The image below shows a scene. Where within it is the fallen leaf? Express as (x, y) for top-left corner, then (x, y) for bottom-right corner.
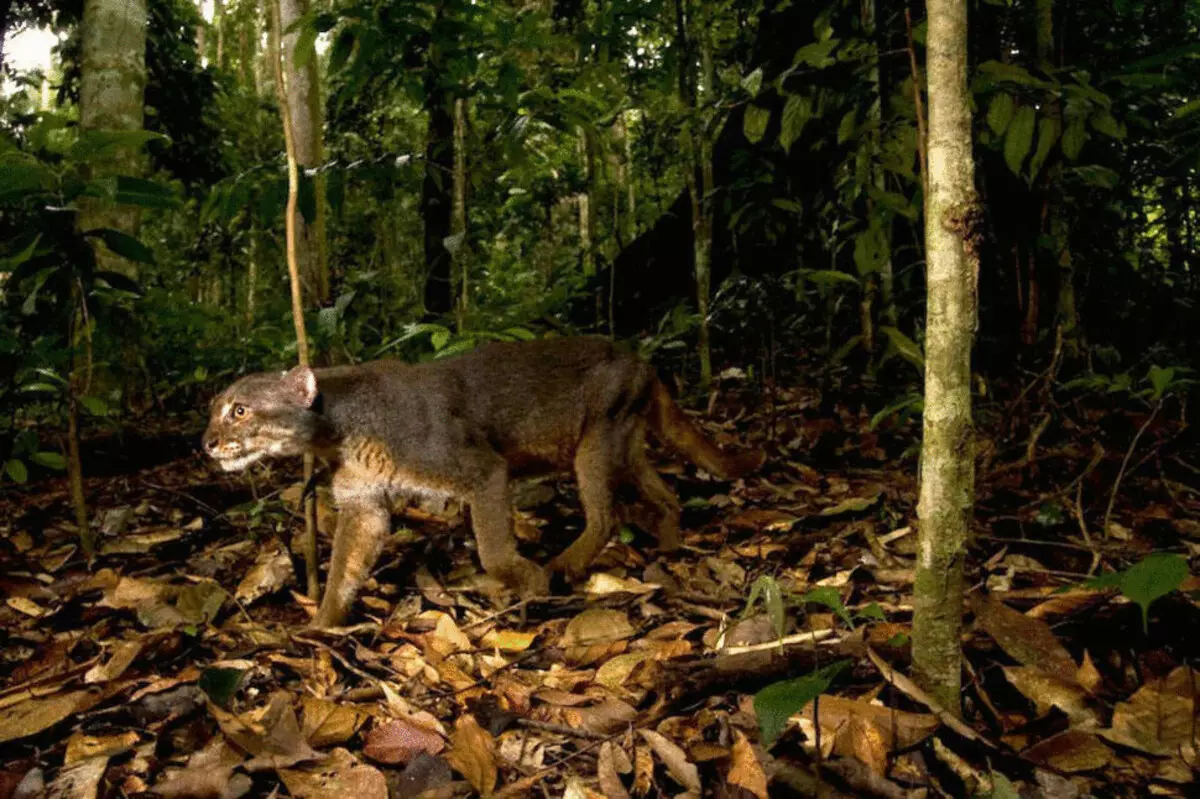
(64, 730), (139, 765)
(582, 573), (659, 596)
(836, 715), (889, 776)
(1099, 669), (1195, 755)
(726, 509), (798, 532)
(1021, 730), (1112, 773)
(151, 736), (251, 799)
(633, 742), (654, 795)
(638, 729), (701, 794)
(390, 753), (454, 798)
(44, 756), (107, 799)
(1076, 651), (1102, 695)
(597, 742), (631, 799)
(6, 597), (48, 618)
(971, 593), (1078, 683)
(209, 692), (320, 771)
(819, 494), (880, 516)
(362, 717), (445, 765)
(564, 698), (637, 735)
(84, 639), (143, 684)
(446, 715), (497, 797)
(101, 528), (184, 555)
(1003, 667), (1098, 727)
(97, 576), (174, 610)
(0, 691), (98, 744)
(595, 652), (650, 693)
(299, 697), (368, 748)
(799, 695), (940, 751)
(563, 776), (606, 799)
(234, 539), (293, 605)
(725, 729), (768, 799)
(479, 629), (538, 653)
(562, 609), (635, 646)
(279, 747), (388, 799)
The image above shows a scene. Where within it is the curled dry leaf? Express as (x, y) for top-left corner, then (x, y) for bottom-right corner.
(209, 692), (320, 772)
(84, 639), (143, 684)
(1002, 666), (1098, 727)
(6, 597), (49, 618)
(1021, 730), (1112, 773)
(562, 609), (635, 647)
(595, 652), (650, 694)
(64, 730), (139, 766)
(234, 539), (293, 605)
(0, 690), (99, 745)
(562, 776), (606, 799)
(362, 716), (446, 765)
(725, 729), (769, 799)
(279, 747), (388, 799)
(1098, 667), (1197, 755)
(971, 593), (1078, 683)
(97, 576), (175, 611)
(638, 729), (701, 795)
(835, 715), (889, 776)
(151, 736), (251, 799)
(479, 629), (538, 653)
(582, 572), (659, 596)
(799, 695), (940, 751)
(445, 715), (497, 798)
(597, 742), (631, 799)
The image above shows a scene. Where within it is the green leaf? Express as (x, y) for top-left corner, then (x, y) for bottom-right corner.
(744, 575), (787, 639)
(879, 326), (924, 370)
(81, 396), (109, 417)
(741, 67), (764, 97)
(743, 104), (771, 145)
(4, 459), (28, 483)
(1090, 111), (1125, 140)
(981, 771), (1021, 799)
(791, 39), (839, 68)
(1175, 98), (1200, 120)
(837, 108), (857, 143)
(198, 666), (246, 710)
(328, 28), (357, 73)
(868, 187), (918, 220)
(1120, 553), (1188, 633)
(291, 20), (320, 70)
(31, 451), (66, 470)
(853, 223), (888, 276)
(71, 130), (168, 161)
(0, 157), (52, 201)
(1027, 116), (1061, 180)
(94, 271), (143, 296)
(976, 60), (1051, 89)
(986, 93), (1015, 135)
(0, 233), (42, 272)
(1061, 117), (1087, 160)
(1004, 105), (1036, 176)
(856, 603), (887, 622)
(869, 393), (923, 430)
(430, 328), (452, 351)
(753, 661), (848, 746)
(801, 269), (860, 288)
(114, 177), (179, 209)
(84, 228), (156, 265)
(778, 95), (811, 153)
(18, 382), (62, 395)
(1071, 164), (1120, 189)
(802, 586), (854, 628)
(1147, 365), (1175, 400)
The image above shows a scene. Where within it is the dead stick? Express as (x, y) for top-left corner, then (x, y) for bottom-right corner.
(1102, 401), (1161, 538)
(905, 8), (928, 188)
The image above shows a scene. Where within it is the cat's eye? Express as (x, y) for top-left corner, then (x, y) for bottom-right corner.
(233, 404), (247, 418)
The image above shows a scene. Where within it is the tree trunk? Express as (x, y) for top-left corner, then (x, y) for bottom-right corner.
(278, 0), (330, 306)
(78, 0), (147, 281)
(271, 0), (320, 601)
(196, 0), (206, 64)
(452, 96), (468, 331)
(214, 0), (225, 68)
(912, 0), (978, 715)
(577, 127), (598, 321)
(863, 0), (896, 354)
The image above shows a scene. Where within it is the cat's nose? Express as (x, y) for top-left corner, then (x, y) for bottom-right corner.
(202, 432), (219, 456)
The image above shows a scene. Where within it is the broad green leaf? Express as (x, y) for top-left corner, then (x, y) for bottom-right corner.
(81, 396), (108, 417)
(986, 93), (1015, 135)
(869, 393), (922, 431)
(976, 60), (1051, 89)
(18, 382), (61, 395)
(70, 130), (168, 161)
(741, 67), (763, 97)
(4, 459), (28, 483)
(433, 337), (479, 359)
(837, 108), (857, 143)
(430, 328), (452, 351)
(802, 586), (853, 628)
(291, 20), (320, 70)
(868, 187), (918, 220)
(1028, 117), (1061, 180)
(791, 39), (839, 68)
(0, 158), (52, 201)
(1004, 105), (1036, 176)
(1120, 553), (1188, 633)
(1071, 164), (1120, 189)
(1090, 111), (1125, 140)
(880, 325), (924, 370)
(0, 233), (42, 272)
(778, 95), (811, 153)
(753, 661), (848, 746)
(743, 104), (771, 145)
(31, 451), (66, 470)
(853, 223), (888, 276)
(772, 198), (803, 214)
(1175, 98), (1200, 120)
(84, 228), (156, 265)
(744, 575), (786, 639)
(1147, 365), (1174, 400)
(1061, 117), (1087, 160)
(856, 603), (886, 622)
(801, 269), (859, 288)
(94, 271), (143, 296)
(982, 771), (1021, 799)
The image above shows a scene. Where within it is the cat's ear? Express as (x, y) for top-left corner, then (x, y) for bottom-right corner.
(280, 365), (318, 408)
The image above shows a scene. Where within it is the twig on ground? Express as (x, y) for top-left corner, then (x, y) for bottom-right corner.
(516, 718), (611, 741)
(1103, 401), (1162, 538)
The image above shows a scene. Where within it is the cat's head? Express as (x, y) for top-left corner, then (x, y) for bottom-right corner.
(202, 366), (322, 471)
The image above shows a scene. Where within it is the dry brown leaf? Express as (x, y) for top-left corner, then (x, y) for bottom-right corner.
(479, 629), (537, 652)
(420, 611), (472, 657)
(84, 639), (143, 685)
(234, 539), (293, 605)
(971, 593), (1078, 682)
(836, 715), (889, 776)
(799, 695), (940, 751)
(6, 597), (48, 618)
(100, 529), (184, 555)
(562, 609), (635, 647)
(363, 716), (446, 765)
(278, 747), (388, 799)
(595, 652), (650, 693)
(1025, 589), (1107, 621)
(97, 576), (174, 610)
(0, 690), (98, 744)
(633, 742), (654, 795)
(597, 742), (631, 799)
(1076, 651), (1102, 695)
(446, 715), (497, 798)
(151, 736), (251, 799)
(209, 692), (320, 772)
(638, 729), (701, 795)
(299, 697), (368, 748)
(1099, 670), (1196, 755)
(725, 729), (768, 799)
(64, 731), (139, 766)
(44, 756), (107, 799)
(1002, 666), (1098, 727)
(416, 568), (456, 608)
(1021, 730), (1113, 773)
(563, 698), (637, 735)
(582, 573), (659, 596)
(726, 509), (798, 532)
(563, 776), (606, 799)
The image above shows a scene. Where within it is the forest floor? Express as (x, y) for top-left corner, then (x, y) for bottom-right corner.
(1, 372), (1198, 798)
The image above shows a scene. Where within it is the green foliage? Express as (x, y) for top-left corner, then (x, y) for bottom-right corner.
(1074, 553), (1190, 633)
(743, 575), (787, 640)
(753, 661), (848, 746)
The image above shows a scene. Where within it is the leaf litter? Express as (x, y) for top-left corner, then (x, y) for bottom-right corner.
(0, 382), (1199, 796)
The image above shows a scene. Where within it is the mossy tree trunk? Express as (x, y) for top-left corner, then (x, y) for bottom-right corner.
(912, 0), (979, 715)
